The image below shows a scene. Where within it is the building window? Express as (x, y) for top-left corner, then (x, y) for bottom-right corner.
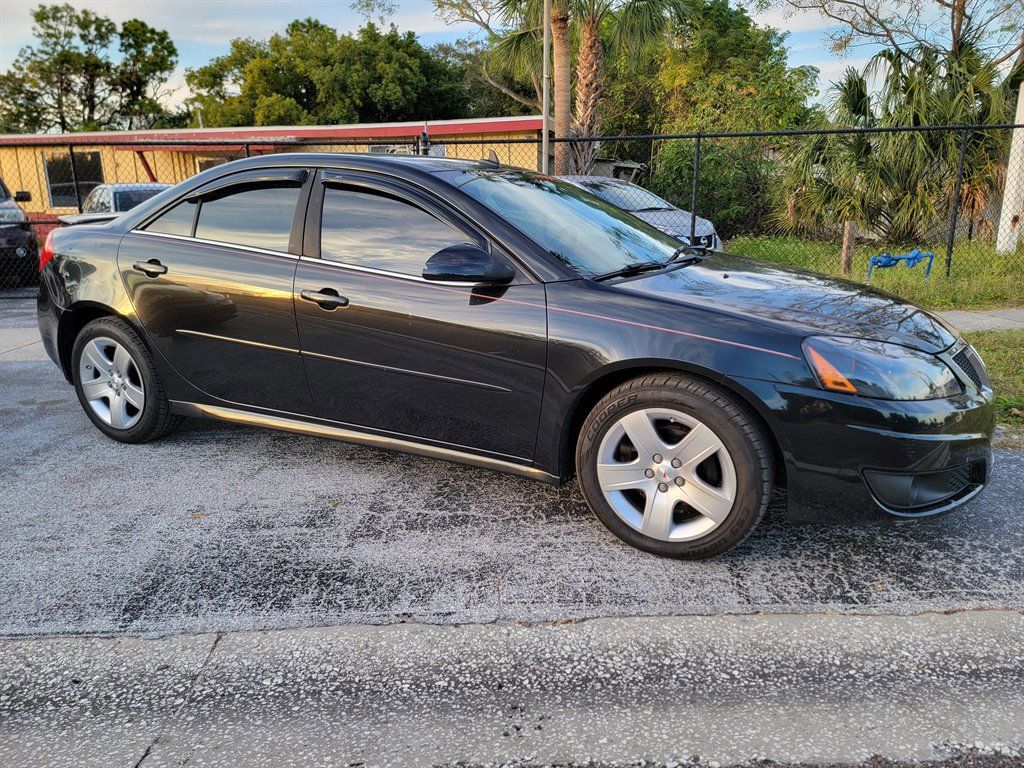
(43, 151), (104, 208)
(196, 157), (228, 173)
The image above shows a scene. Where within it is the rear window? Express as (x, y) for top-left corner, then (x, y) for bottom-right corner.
(194, 185), (300, 252)
(115, 188), (164, 211)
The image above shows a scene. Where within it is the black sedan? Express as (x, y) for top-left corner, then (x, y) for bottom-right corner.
(37, 154), (994, 558)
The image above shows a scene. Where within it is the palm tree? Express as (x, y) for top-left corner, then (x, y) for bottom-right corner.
(572, 0), (687, 172)
(492, 0), (685, 174)
(778, 43), (1018, 258)
(491, 0), (573, 173)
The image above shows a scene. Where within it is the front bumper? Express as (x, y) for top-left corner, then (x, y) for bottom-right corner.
(735, 375), (995, 524)
(0, 225), (38, 274)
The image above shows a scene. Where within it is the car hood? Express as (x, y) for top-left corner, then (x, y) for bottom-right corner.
(614, 252), (958, 354)
(632, 209), (716, 237)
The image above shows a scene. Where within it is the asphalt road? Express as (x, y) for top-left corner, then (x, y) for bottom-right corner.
(3, 300), (1024, 766)
(1, 350), (1023, 638)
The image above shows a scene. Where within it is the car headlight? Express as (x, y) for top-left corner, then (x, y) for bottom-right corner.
(802, 336), (962, 400)
(0, 206), (28, 224)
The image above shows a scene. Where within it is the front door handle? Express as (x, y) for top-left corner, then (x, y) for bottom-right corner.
(133, 259), (167, 277)
(300, 288), (349, 310)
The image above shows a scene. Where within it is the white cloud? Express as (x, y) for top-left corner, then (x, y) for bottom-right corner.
(812, 56), (871, 86)
(748, 5), (834, 34)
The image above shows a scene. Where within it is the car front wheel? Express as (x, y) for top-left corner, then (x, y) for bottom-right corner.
(576, 373), (773, 558)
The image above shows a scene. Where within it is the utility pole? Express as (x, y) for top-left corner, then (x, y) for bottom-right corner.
(996, 83), (1024, 254)
(541, 0), (551, 174)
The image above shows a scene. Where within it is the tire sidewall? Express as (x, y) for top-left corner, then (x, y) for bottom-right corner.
(577, 379), (770, 559)
(72, 318), (163, 443)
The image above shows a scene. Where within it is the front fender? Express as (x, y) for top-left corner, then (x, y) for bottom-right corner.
(534, 280), (808, 478)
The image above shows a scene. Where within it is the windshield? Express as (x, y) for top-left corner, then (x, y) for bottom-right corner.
(577, 180), (673, 212)
(450, 170), (680, 275)
(115, 188), (164, 211)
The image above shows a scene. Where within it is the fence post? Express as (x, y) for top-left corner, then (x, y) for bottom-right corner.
(67, 144), (83, 213)
(690, 134), (702, 245)
(945, 128), (969, 277)
(244, 143), (251, 158)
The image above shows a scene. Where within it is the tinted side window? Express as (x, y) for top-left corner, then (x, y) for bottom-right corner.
(195, 184), (300, 252)
(321, 187), (473, 275)
(144, 199), (197, 236)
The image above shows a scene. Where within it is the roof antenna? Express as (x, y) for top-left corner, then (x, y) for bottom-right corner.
(483, 149), (500, 167)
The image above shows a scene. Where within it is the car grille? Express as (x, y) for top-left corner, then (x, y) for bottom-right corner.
(945, 463), (972, 495)
(952, 346), (987, 389)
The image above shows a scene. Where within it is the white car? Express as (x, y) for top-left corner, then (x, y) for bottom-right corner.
(560, 175), (722, 249)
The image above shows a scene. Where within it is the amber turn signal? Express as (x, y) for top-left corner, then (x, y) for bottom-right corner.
(805, 344), (857, 393)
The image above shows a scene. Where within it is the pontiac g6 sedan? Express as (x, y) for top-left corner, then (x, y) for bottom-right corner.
(37, 154), (994, 558)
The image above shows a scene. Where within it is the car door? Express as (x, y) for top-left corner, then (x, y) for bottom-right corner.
(119, 167), (315, 414)
(293, 170), (548, 461)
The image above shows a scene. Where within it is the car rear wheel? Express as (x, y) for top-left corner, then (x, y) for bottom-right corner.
(576, 373), (773, 558)
(72, 317), (182, 443)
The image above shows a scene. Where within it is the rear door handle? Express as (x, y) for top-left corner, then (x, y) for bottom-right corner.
(133, 259), (167, 277)
(300, 288), (349, 310)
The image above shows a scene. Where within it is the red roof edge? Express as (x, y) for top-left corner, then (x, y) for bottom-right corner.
(0, 116), (544, 146)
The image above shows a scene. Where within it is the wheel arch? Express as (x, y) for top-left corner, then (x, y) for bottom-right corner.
(57, 301), (141, 382)
(556, 360), (788, 488)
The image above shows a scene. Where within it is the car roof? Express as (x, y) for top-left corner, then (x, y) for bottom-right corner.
(197, 152), (504, 179)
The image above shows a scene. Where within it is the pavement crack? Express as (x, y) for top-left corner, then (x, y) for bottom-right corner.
(131, 632), (224, 767)
(132, 735), (159, 768)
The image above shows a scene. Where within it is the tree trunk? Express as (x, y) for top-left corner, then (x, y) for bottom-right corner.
(841, 220), (857, 275)
(551, 1), (572, 175)
(570, 14), (604, 174)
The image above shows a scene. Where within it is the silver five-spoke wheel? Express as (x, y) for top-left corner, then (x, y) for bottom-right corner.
(78, 336), (145, 430)
(596, 407), (737, 542)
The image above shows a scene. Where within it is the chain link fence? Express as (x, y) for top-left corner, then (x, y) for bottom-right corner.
(2, 125), (1022, 307)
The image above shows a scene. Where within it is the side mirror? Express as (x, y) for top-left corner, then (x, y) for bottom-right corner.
(14, 191), (31, 203)
(422, 243), (515, 284)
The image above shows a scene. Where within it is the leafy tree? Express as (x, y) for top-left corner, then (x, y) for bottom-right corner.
(648, 0), (817, 237)
(658, 0), (816, 132)
(111, 19), (179, 127)
(0, 3), (177, 132)
(186, 22), (469, 127)
(430, 39), (535, 117)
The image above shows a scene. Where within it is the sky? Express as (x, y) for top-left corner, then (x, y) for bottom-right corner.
(0, 0), (870, 111)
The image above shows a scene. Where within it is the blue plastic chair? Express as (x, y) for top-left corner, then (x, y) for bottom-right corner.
(866, 248), (934, 281)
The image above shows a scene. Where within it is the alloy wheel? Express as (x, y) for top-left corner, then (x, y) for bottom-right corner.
(596, 407), (737, 542)
(78, 336), (145, 430)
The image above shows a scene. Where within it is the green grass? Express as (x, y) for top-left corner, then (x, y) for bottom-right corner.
(964, 329), (1024, 430)
(727, 235), (1024, 310)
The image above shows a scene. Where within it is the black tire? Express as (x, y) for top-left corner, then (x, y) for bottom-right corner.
(71, 316), (183, 443)
(576, 373), (773, 559)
